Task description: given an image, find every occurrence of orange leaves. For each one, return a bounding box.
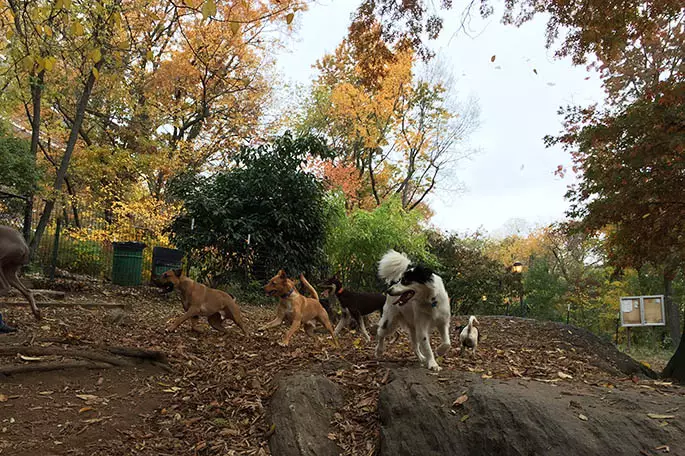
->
[323,162,362,200]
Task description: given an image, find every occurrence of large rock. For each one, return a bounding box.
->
[268,373,343,456]
[379,369,684,456]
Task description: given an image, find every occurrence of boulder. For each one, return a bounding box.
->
[378,369,684,456]
[268,373,343,456]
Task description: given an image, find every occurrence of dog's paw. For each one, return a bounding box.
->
[277,340,289,347]
[436,344,451,356]
[428,362,442,372]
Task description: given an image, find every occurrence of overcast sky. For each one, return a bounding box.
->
[274,1,605,237]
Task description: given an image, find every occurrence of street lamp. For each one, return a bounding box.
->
[512,261,525,316]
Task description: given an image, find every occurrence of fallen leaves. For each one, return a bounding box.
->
[0,394,7,402]
[557,371,573,380]
[452,394,469,407]
[18,354,43,362]
[647,414,676,420]
[578,414,588,421]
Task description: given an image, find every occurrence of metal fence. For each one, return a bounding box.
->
[0,194,171,282]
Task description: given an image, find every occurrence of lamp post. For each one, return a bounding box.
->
[512,261,524,316]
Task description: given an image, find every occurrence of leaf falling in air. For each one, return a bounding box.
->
[490,55,496,62]
[533,68,538,74]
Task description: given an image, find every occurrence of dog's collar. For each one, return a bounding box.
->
[336,287,344,295]
[281,288,295,299]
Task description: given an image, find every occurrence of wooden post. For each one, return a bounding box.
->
[626,327,631,352]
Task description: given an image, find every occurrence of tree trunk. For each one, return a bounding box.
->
[30,62,103,257]
[24,70,45,242]
[664,272,681,347]
[662,335,685,383]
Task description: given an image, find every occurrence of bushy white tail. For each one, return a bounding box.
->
[378,250,411,285]
[467,315,478,329]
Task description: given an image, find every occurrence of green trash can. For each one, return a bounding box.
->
[112,241,146,286]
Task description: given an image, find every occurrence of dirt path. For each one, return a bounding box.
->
[1,284,683,455]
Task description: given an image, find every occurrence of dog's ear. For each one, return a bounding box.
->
[413,265,434,283]
[278,269,287,278]
[173,269,183,277]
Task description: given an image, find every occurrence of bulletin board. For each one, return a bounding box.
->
[620,295,665,327]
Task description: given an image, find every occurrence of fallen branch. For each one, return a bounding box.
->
[0,346,135,367]
[0,360,114,376]
[104,346,169,364]
[0,301,129,309]
[6,289,66,300]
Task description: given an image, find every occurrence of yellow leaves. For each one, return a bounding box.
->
[92,66,100,80]
[43,56,57,71]
[146,50,154,60]
[230,22,240,35]
[201,0,217,19]
[5,28,14,40]
[285,12,295,25]
[20,55,34,71]
[71,22,84,37]
[89,48,102,63]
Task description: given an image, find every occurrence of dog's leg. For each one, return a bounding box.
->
[417,320,440,371]
[0,264,10,295]
[358,314,371,342]
[375,299,398,358]
[334,308,349,337]
[316,311,339,347]
[436,318,452,357]
[4,264,40,320]
[166,308,201,332]
[280,313,302,346]
[225,301,249,336]
[208,313,227,333]
[408,325,427,365]
[304,321,316,338]
[260,301,287,331]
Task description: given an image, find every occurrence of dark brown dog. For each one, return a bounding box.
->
[262,271,338,347]
[160,269,248,335]
[319,276,384,342]
[0,226,40,319]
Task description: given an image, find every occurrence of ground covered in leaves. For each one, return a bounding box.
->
[0,280,683,455]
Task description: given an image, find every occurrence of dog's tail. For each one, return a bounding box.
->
[467,315,478,330]
[299,274,320,301]
[378,249,411,285]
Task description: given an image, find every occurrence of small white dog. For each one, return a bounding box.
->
[375,250,451,371]
[459,316,479,356]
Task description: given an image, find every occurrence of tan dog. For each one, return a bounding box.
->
[262,270,338,347]
[0,226,40,320]
[160,269,248,335]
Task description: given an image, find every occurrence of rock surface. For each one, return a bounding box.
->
[268,373,343,456]
[378,368,684,456]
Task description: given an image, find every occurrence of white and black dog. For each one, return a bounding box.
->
[375,250,451,371]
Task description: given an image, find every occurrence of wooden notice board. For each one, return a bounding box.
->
[620,295,665,327]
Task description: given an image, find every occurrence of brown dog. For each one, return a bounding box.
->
[0,226,40,320]
[262,270,338,347]
[160,269,248,335]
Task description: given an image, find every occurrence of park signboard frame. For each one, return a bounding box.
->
[620,295,666,327]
